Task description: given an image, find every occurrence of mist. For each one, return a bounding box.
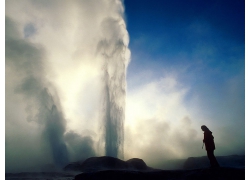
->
[6,0,130,172]
[124,70,244,168]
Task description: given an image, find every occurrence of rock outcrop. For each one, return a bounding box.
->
[64,156,152,172]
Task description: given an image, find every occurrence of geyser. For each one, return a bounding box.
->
[5,16,69,168]
[6,0,130,171]
[98,16,130,158]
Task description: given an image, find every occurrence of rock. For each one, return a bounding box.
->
[80,156,128,171]
[64,156,150,172]
[64,162,82,172]
[126,158,148,170]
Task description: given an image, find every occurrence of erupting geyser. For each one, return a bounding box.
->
[98,16,130,158]
[6,0,130,171]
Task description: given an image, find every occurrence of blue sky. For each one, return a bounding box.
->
[124,0,244,82]
[124,1,244,116]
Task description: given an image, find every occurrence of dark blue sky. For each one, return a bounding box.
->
[124,0,244,65]
[124,0,244,54]
[123,0,245,138]
[124,0,244,87]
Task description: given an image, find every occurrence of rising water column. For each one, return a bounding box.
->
[98,13,130,158]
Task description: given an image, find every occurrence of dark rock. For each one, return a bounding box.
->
[80,156,128,171]
[183,155,245,169]
[64,156,150,172]
[126,158,148,170]
[64,161,83,172]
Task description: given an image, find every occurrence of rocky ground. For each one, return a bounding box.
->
[5,171,77,180]
[6,155,245,180]
[75,167,244,180]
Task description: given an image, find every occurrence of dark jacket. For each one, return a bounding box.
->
[203,130,215,151]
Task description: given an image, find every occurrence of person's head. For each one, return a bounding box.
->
[201,125,209,132]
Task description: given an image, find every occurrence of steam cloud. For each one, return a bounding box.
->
[6,0,130,172]
[6,17,69,168]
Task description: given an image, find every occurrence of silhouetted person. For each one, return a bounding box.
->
[201,125,220,168]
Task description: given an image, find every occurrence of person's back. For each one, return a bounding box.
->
[203,129,215,151]
[201,125,220,168]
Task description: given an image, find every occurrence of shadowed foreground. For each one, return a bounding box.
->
[75,168,244,180]
[5,167,244,180]
[5,156,245,180]
[5,172,77,180]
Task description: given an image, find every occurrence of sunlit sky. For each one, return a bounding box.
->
[3,0,248,172]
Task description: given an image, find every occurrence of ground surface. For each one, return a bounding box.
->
[6,155,245,180]
[5,171,77,180]
[5,167,245,180]
[74,167,244,180]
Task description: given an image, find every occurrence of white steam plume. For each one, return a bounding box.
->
[5,0,130,171]
[6,17,69,168]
